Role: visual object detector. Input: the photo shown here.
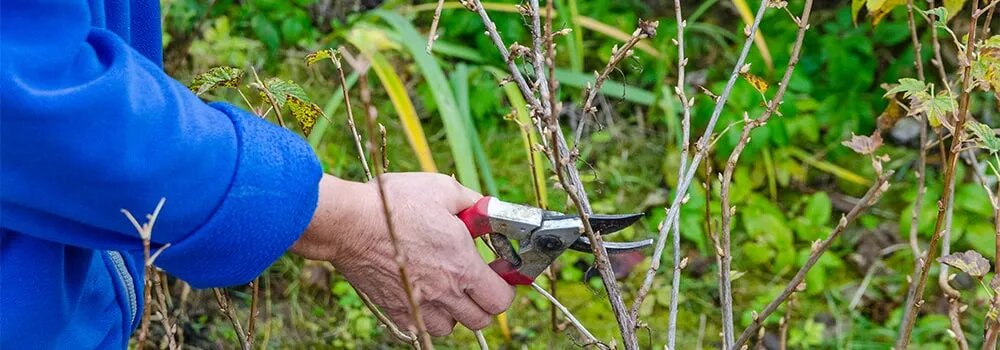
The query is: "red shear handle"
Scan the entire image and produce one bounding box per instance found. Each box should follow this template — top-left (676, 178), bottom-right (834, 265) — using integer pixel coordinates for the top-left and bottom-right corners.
top-left (488, 259), bottom-right (534, 285)
top-left (458, 196), bottom-right (493, 238)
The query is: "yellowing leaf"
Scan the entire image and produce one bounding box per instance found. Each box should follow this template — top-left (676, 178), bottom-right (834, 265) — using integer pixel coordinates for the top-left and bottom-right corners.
top-left (938, 250), bottom-right (991, 277)
top-left (974, 42), bottom-right (1000, 94)
top-left (288, 97), bottom-right (320, 136)
top-left (305, 48), bottom-right (337, 66)
top-left (921, 91), bottom-right (956, 128)
top-left (740, 71), bottom-right (769, 93)
top-left (366, 51), bottom-right (438, 172)
top-left (943, 0), bottom-right (967, 20)
top-left (876, 97), bottom-right (906, 131)
top-left (867, 0), bottom-right (906, 26)
top-left (842, 132), bottom-right (883, 155)
top-left (189, 66), bottom-right (244, 96)
top-left (852, 0), bottom-right (867, 25)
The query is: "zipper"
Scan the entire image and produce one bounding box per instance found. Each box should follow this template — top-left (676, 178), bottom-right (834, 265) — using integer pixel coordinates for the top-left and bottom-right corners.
top-left (106, 250), bottom-right (138, 327)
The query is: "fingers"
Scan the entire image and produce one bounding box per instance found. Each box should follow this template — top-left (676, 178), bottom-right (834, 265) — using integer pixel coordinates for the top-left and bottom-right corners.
top-left (440, 297), bottom-right (492, 331)
top-left (420, 307), bottom-right (457, 337)
top-left (463, 257), bottom-right (516, 315)
top-left (387, 307), bottom-right (457, 337)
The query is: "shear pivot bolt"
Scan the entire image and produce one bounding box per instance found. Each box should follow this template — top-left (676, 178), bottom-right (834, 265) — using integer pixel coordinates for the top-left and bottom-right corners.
top-left (538, 236), bottom-right (562, 251)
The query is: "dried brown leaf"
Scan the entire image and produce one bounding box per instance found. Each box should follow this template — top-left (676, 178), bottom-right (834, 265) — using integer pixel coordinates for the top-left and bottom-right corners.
top-left (937, 250), bottom-right (991, 277)
top-left (842, 132), bottom-right (883, 155)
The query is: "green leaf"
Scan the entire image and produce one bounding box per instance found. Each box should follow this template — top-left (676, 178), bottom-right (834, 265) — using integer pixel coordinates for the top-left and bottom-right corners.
top-left (923, 7), bottom-right (949, 28)
top-left (803, 192), bottom-right (832, 226)
top-left (189, 66), bottom-right (244, 96)
top-left (251, 14), bottom-right (280, 51)
top-left (966, 121), bottom-right (1000, 154)
top-left (884, 78), bottom-right (927, 99)
top-left (922, 91), bottom-right (956, 126)
top-left (452, 63), bottom-right (498, 196)
top-left (263, 78), bottom-right (310, 108)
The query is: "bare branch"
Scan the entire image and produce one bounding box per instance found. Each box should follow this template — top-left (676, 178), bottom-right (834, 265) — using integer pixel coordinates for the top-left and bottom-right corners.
top-left (895, 1), bottom-right (982, 346)
top-left (358, 65), bottom-right (434, 349)
top-left (631, 6), bottom-right (688, 350)
top-left (332, 49), bottom-right (373, 181)
top-left (733, 172), bottom-right (893, 350)
top-left (717, 1), bottom-right (816, 347)
top-left (213, 288), bottom-right (250, 350)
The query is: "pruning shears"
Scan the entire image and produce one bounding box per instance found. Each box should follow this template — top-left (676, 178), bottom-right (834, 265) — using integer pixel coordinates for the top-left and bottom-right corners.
top-left (458, 196), bottom-right (652, 285)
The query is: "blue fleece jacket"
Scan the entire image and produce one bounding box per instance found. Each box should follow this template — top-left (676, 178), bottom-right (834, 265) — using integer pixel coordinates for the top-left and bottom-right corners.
top-left (0, 0), bottom-right (323, 348)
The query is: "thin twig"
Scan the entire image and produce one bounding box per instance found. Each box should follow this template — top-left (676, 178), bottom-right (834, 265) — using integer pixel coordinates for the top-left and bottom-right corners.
top-left (331, 50), bottom-right (373, 180)
top-left (718, 2), bottom-right (815, 347)
top-left (530, 283), bottom-right (607, 349)
top-left (124, 199), bottom-right (168, 350)
top-left (426, 0), bottom-right (447, 53)
top-left (733, 172), bottom-right (893, 350)
top-left (895, 2), bottom-right (982, 347)
top-left (778, 292), bottom-right (796, 350)
top-left (630, 5), bottom-right (688, 349)
top-left (213, 288), bottom-right (250, 350)
top-left (474, 330), bottom-right (489, 350)
top-left (905, 0), bottom-right (930, 259)
top-left (939, 175), bottom-right (968, 349)
top-left (359, 68), bottom-right (434, 349)
top-left (573, 23), bottom-right (653, 145)
top-left (527, 0), bottom-right (553, 123)
top-left (668, 1), bottom-right (690, 347)
top-left (467, 1), bottom-right (644, 346)
top-left (247, 278), bottom-right (259, 348)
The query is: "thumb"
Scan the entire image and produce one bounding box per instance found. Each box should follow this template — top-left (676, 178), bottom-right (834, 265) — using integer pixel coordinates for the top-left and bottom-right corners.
top-left (440, 175), bottom-right (483, 214)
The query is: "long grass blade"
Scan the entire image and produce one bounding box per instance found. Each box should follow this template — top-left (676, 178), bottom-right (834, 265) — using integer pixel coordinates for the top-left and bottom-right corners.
top-left (375, 10), bottom-right (482, 190)
top-left (452, 64), bottom-right (498, 196)
top-left (367, 51), bottom-right (439, 172)
top-left (787, 147), bottom-right (870, 186)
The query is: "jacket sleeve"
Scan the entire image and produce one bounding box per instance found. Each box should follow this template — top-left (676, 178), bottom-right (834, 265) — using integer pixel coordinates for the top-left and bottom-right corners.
top-left (0, 0), bottom-right (322, 288)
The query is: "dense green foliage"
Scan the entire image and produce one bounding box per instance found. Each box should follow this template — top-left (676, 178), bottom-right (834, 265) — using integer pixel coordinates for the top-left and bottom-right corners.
top-left (158, 0), bottom-right (1000, 348)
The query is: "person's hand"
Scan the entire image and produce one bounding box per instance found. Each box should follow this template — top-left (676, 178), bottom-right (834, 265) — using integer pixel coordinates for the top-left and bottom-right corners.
top-left (291, 173), bottom-right (515, 336)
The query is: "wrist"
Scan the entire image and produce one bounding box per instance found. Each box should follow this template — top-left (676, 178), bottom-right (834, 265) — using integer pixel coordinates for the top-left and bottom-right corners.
top-left (291, 174), bottom-right (374, 263)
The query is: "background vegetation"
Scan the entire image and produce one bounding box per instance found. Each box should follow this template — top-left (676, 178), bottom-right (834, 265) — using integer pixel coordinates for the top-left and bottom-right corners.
top-left (142, 0), bottom-right (1000, 348)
